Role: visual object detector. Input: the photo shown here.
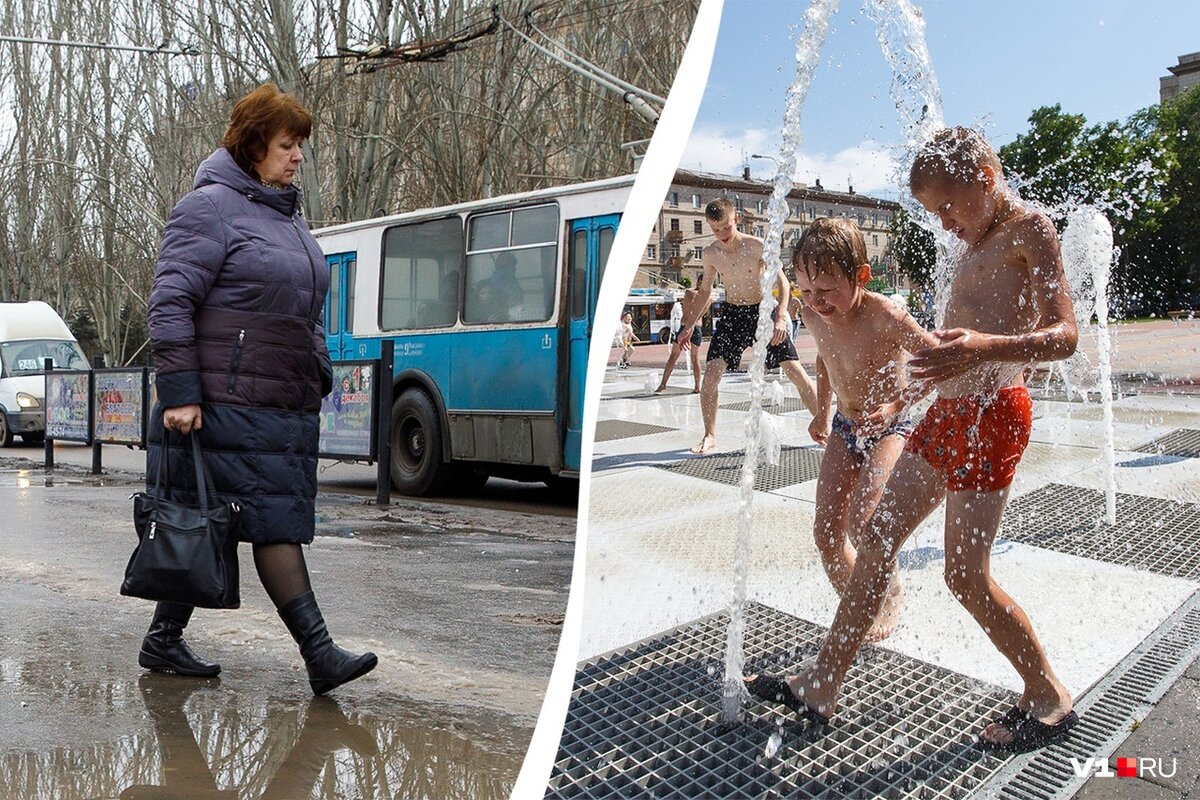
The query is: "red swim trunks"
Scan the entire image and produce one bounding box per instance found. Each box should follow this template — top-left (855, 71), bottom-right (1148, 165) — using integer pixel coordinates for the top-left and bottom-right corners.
top-left (905, 386), bottom-right (1033, 493)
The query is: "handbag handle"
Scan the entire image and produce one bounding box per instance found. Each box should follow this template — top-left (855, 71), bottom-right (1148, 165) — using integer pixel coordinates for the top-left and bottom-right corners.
top-left (155, 432), bottom-right (217, 518)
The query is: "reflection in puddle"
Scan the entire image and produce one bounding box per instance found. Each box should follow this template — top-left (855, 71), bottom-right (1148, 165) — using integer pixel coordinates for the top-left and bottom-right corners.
top-left (0, 675), bottom-right (515, 799)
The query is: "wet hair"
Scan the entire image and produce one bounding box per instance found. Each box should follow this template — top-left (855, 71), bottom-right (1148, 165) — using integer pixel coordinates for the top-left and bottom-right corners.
top-left (791, 217), bottom-right (868, 283)
top-left (704, 198), bottom-right (735, 222)
top-left (222, 84), bottom-right (313, 178)
top-left (909, 126), bottom-right (1004, 193)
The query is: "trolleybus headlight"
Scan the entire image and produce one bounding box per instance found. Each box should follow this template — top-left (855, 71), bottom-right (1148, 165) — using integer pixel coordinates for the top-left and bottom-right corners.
top-left (15, 392), bottom-right (40, 409)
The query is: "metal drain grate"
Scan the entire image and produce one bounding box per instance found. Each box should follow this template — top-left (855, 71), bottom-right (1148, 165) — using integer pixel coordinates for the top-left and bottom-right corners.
top-left (656, 446), bottom-right (823, 492)
top-left (604, 387), bottom-right (696, 401)
top-left (720, 398), bottom-right (810, 415)
top-left (978, 590), bottom-right (1200, 800)
top-left (594, 420), bottom-right (678, 442)
top-left (547, 603), bottom-right (1014, 799)
top-left (1133, 428), bottom-right (1200, 458)
top-left (1002, 484), bottom-right (1200, 580)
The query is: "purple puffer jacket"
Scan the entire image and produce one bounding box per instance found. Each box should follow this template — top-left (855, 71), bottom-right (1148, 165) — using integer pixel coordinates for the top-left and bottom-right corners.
top-left (146, 147), bottom-right (332, 544)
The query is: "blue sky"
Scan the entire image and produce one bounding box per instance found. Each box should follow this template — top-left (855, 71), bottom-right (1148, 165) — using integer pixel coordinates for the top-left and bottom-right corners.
top-left (683, 0), bottom-right (1200, 196)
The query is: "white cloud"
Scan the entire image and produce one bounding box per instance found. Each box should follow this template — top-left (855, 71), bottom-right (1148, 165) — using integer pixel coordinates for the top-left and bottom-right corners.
top-left (680, 124), bottom-right (902, 198)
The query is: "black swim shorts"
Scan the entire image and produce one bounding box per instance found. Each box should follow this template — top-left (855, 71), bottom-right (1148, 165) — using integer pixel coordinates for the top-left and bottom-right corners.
top-left (706, 302), bottom-right (798, 370)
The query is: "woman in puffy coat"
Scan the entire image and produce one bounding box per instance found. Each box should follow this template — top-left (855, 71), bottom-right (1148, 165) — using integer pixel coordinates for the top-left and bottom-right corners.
top-left (139, 84), bottom-right (376, 695)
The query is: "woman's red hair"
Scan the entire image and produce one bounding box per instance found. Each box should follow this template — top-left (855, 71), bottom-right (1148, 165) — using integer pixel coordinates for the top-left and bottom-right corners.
top-left (221, 84), bottom-right (312, 177)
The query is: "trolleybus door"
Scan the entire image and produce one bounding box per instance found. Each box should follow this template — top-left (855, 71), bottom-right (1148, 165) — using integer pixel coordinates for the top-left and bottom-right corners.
top-left (565, 214), bottom-right (618, 471)
top-left (324, 252), bottom-right (358, 360)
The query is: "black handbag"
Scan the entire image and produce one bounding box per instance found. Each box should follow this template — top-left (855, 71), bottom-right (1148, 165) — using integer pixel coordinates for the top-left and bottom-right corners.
top-left (121, 435), bottom-right (242, 608)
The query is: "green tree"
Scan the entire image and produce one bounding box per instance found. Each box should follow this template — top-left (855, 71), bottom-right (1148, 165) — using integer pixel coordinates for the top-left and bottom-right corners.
top-left (999, 103), bottom-right (1181, 315)
top-left (889, 207), bottom-right (936, 292)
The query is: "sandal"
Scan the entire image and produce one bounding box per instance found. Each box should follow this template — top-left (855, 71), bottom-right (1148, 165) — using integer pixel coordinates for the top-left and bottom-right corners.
top-left (745, 674), bottom-right (831, 725)
top-left (979, 709), bottom-right (1078, 753)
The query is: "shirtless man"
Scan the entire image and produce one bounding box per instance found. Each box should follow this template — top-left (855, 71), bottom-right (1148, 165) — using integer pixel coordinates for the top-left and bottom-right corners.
top-left (747, 127), bottom-right (1079, 754)
top-left (677, 199), bottom-right (818, 454)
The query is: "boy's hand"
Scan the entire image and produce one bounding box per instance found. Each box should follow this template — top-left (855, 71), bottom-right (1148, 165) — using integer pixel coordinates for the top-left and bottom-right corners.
top-left (678, 324), bottom-right (694, 351)
top-left (860, 400), bottom-right (901, 436)
top-left (770, 314), bottom-right (789, 345)
top-left (808, 412), bottom-right (831, 445)
top-left (910, 328), bottom-right (996, 381)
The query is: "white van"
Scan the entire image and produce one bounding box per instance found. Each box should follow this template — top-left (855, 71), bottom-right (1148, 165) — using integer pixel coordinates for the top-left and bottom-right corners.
top-left (0, 301), bottom-right (88, 446)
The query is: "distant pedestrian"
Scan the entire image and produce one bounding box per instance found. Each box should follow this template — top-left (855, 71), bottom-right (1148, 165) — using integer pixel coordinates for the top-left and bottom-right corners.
top-left (615, 310), bottom-right (638, 368)
top-left (140, 83), bottom-right (376, 694)
top-left (669, 297), bottom-right (684, 343)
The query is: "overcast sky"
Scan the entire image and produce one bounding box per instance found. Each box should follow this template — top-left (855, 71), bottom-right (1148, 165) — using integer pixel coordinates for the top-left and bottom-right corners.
top-left (684, 0), bottom-right (1200, 197)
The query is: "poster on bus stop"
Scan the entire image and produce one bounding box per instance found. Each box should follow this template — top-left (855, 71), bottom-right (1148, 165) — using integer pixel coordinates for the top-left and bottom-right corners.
top-left (45, 371), bottom-right (91, 442)
top-left (319, 362), bottom-right (377, 460)
top-left (93, 369), bottom-right (146, 446)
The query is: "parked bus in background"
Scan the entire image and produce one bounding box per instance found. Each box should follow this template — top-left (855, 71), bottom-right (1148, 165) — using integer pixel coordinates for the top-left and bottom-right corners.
top-left (623, 288), bottom-right (724, 344)
top-left (312, 176), bottom-right (630, 496)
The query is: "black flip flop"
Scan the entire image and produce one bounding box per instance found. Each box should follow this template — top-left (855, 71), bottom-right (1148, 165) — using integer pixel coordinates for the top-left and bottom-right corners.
top-left (745, 674), bottom-right (831, 725)
top-left (986, 704), bottom-right (1030, 731)
top-left (980, 709), bottom-right (1078, 753)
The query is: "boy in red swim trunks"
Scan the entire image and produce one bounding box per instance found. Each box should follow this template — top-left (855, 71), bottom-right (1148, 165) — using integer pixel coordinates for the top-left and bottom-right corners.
top-left (747, 127), bottom-right (1079, 753)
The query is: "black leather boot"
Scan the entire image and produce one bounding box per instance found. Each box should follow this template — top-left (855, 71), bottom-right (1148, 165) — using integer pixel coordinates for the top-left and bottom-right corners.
top-left (139, 603), bottom-right (221, 677)
top-left (278, 591), bottom-right (377, 695)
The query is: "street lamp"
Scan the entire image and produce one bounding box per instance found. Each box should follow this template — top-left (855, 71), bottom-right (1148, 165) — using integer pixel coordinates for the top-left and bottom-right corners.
top-left (749, 153), bottom-right (779, 176)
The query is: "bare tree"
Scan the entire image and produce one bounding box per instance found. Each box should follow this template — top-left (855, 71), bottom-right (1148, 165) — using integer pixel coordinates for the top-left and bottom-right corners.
top-left (0, 0), bottom-right (697, 363)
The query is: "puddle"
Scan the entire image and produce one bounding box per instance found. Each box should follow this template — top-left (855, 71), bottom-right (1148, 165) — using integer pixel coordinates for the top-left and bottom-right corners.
top-left (0, 673), bottom-right (521, 800)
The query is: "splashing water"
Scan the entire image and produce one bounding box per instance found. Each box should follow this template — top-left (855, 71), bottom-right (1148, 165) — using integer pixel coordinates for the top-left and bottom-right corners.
top-left (722, 0), bottom-right (842, 724)
top-left (863, 0), bottom-right (954, 323)
top-left (1062, 208), bottom-right (1118, 524)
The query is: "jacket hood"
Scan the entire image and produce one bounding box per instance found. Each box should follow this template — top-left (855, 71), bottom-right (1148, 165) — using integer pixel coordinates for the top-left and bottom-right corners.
top-left (194, 148), bottom-right (301, 217)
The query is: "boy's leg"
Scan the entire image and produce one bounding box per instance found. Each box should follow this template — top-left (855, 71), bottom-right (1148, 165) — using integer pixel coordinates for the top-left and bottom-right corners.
top-left (657, 342), bottom-right (683, 392)
top-left (780, 360), bottom-right (819, 416)
top-left (691, 358), bottom-right (727, 454)
top-left (943, 489), bottom-right (1073, 739)
top-left (849, 434), bottom-right (910, 642)
top-left (773, 452), bottom-right (945, 717)
top-left (812, 434), bottom-right (859, 595)
top-left (689, 342), bottom-right (702, 392)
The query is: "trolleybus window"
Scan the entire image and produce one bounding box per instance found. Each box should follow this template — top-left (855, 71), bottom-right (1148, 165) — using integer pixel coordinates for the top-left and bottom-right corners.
top-left (329, 262), bottom-right (341, 332)
top-left (463, 205), bottom-right (558, 325)
top-left (570, 229), bottom-right (587, 320)
top-left (380, 217), bottom-right (462, 330)
top-left (344, 259), bottom-right (356, 333)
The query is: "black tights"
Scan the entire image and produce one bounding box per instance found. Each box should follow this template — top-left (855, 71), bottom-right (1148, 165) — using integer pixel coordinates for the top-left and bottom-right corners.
top-left (251, 543), bottom-right (313, 609)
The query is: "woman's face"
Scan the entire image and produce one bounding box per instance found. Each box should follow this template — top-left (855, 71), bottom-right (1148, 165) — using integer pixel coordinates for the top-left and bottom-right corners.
top-left (253, 130), bottom-right (304, 185)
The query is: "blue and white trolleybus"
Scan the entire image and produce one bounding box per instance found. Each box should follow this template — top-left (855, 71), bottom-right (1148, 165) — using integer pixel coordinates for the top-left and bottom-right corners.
top-left (312, 175), bottom-right (630, 496)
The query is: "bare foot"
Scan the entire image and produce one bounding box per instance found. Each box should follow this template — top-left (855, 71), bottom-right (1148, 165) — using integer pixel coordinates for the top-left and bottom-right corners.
top-left (692, 386), bottom-right (702, 394)
top-left (864, 578), bottom-right (904, 643)
top-left (690, 434), bottom-right (716, 454)
top-left (653, 384), bottom-right (668, 394)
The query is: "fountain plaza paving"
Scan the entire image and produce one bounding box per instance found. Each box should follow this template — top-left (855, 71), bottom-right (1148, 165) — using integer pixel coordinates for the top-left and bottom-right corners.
top-left (551, 320), bottom-right (1200, 799)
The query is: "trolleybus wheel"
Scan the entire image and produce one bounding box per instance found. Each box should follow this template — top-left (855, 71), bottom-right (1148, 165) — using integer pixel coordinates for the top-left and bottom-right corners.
top-left (390, 389), bottom-right (452, 496)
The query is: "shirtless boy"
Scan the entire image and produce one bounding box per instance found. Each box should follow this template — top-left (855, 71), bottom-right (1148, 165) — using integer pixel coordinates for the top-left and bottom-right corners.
top-left (655, 288), bottom-right (707, 394)
top-left (747, 127), bottom-right (1079, 753)
top-left (795, 217), bottom-right (937, 642)
top-left (677, 199), bottom-right (818, 454)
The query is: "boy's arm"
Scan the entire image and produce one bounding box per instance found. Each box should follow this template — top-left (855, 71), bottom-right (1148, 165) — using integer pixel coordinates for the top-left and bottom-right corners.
top-left (808, 355), bottom-right (833, 445)
top-left (910, 214), bottom-right (1077, 381)
top-left (770, 265), bottom-right (791, 345)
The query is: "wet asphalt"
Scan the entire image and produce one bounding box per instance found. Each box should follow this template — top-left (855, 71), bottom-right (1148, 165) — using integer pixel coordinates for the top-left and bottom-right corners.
top-left (0, 447), bottom-right (575, 799)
